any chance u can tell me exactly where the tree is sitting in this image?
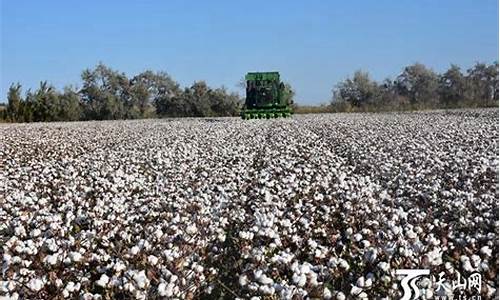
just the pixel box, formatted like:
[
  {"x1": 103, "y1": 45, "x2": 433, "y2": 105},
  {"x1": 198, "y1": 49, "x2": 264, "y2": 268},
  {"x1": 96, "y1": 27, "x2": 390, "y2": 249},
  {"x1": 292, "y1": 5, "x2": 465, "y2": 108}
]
[
  {"x1": 80, "y1": 63, "x2": 128, "y2": 120},
  {"x1": 131, "y1": 71, "x2": 181, "y2": 117},
  {"x1": 6, "y1": 83, "x2": 23, "y2": 122},
  {"x1": 332, "y1": 71, "x2": 379, "y2": 107},
  {"x1": 396, "y1": 63, "x2": 439, "y2": 108},
  {"x1": 439, "y1": 64, "x2": 467, "y2": 107},
  {"x1": 59, "y1": 86, "x2": 82, "y2": 121},
  {"x1": 31, "y1": 81, "x2": 60, "y2": 122},
  {"x1": 374, "y1": 78, "x2": 410, "y2": 110},
  {"x1": 466, "y1": 62, "x2": 499, "y2": 105}
]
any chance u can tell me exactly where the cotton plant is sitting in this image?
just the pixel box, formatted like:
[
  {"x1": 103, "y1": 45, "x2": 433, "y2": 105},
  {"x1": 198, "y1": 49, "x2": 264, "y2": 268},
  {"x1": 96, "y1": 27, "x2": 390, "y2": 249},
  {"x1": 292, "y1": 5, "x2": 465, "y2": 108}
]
[{"x1": 0, "y1": 109, "x2": 498, "y2": 299}]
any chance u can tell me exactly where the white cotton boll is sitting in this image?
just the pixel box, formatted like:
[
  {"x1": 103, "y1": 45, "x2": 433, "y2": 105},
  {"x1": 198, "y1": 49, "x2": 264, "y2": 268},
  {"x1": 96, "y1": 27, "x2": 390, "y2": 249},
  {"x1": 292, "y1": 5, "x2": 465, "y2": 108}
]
[
  {"x1": 62, "y1": 289, "x2": 70, "y2": 298},
  {"x1": 254, "y1": 270, "x2": 263, "y2": 280},
  {"x1": 169, "y1": 275, "x2": 178, "y2": 283},
  {"x1": 292, "y1": 273, "x2": 307, "y2": 287},
  {"x1": 9, "y1": 292, "x2": 19, "y2": 300},
  {"x1": 479, "y1": 261, "x2": 489, "y2": 272},
  {"x1": 336, "y1": 291, "x2": 346, "y2": 300},
  {"x1": 259, "y1": 275, "x2": 274, "y2": 285},
  {"x1": 133, "y1": 271, "x2": 150, "y2": 289},
  {"x1": 96, "y1": 274, "x2": 109, "y2": 287},
  {"x1": 154, "y1": 228, "x2": 163, "y2": 240},
  {"x1": 471, "y1": 255, "x2": 481, "y2": 267},
  {"x1": 357, "y1": 292, "x2": 368, "y2": 299},
  {"x1": 364, "y1": 277, "x2": 373, "y2": 288},
  {"x1": 356, "y1": 276, "x2": 365, "y2": 288},
  {"x1": 308, "y1": 239, "x2": 318, "y2": 249},
  {"x1": 353, "y1": 233, "x2": 362, "y2": 242},
  {"x1": 361, "y1": 240, "x2": 370, "y2": 248},
  {"x1": 239, "y1": 274, "x2": 249, "y2": 286},
  {"x1": 323, "y1": 287, "x2": 332, "y2": 299},
  {"x1": 44, "y1": 253, "x2": 60, "y2": 266},
  {"x1": 328, "y1": 257, "x2": 338, "y2": 268},
  {"x1": 157, "y1": 282, "x2": 167, "y2": 296},
  {"x1": 69, "y1": 251, "x2": 82, "y2": 263},
  {"x1": 55, "y1": 279, "x2": 63, "y2": 288},
  {"x1": 315, "y1": 249, "x2": 324, "y2": 258},
  {"x1": 299, "y1": 264, "x2": 311, "y2": 274},
  {"x1": 30, "y1": 228, "x2": 42, "y2": 238},
  {"x1": 480, "y1": 246, "x2": 492, "y2": 257},
  {"x1": 129, "y1": 246, "x2": 140, "y2": 256},
  {"x1": 148, "y1": 255, "x2": 159, "y2": 266},
  {"x1": 339, "y1": 259, "x2": 349, "y2": 271},
  {"x1": 186, "y1": 224, "x2": 197, "y2": 235},
  {"x1": 114, "y1": 261, "x2": 126, "y2": 273},
  {"x1": 14, "y1": 225, "x2": 26, "y2": 237},
  {"x1": 350, "y1": 285, "x2": 362, "y2": 296},
  {"x1": 462, "y1": 259, "x2": 474, "y2": 272},
  {"x1": 259, "y1": 285, "x2": 275, "y2": 295},
  {"x1": 1, "y1": 280, "x2": 15, "y2": 292},
  {"x1": 345, "y1": 228, "x2": 353, "y2": 237},
  {"x1": 444, "y1": 262, "x2": 453, "y2": 273},
  {"x1": 194, "y1": 264, "x2": 204, "y2": 274},
  {"x1": 124, "y1": 282, "x2": 135, "y2": 293},
  {"x1": 217, "y1": 233, "x2": 226, "y2": 242},
  {"x1": 378, "y1": 261, "x2": 390, "y2": 272},
  {"x1": 308, "y1": 271, "x2": 319, "y2": 286},
  {"x1": 391, "y1": 225, "x2": 402, "y2": 235},
  {"x1": 28, "y1": 278, "x2": 44, "y2": 292},
  {"x1": 158, "y1": 282, "x2": 174, "y2": 297}
]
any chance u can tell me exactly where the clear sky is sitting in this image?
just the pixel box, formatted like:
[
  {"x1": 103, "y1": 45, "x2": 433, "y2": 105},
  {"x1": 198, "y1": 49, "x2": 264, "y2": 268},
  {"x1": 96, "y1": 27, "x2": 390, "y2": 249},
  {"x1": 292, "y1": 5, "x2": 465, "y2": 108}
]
[{"x1": 1, "y1": 0, "x2": 498, "y2": 104}]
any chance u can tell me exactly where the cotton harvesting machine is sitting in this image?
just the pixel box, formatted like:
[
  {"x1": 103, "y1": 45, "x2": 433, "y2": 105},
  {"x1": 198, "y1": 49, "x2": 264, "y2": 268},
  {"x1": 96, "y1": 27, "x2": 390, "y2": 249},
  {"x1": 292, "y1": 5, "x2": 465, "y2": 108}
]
[{"x1": 240, "y1": 72, "x2": 293, "y2": 119}]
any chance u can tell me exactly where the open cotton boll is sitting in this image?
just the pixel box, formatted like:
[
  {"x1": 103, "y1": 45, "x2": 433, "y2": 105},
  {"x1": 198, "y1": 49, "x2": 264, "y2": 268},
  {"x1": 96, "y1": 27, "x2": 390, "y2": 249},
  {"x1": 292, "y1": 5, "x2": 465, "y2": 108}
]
[
  {"x1": 96, "y1": 274, "x2": 109, "y2": 287},
  {"x1": 28, "y1": 278, "x2": 44, "y2": 292}
]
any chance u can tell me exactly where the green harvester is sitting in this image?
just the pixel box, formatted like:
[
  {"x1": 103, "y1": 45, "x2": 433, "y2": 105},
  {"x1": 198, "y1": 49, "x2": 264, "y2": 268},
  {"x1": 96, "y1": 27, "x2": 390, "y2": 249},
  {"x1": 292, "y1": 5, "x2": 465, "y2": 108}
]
[{"x1": 241, "y1": 72, "x2": 293, "y2": 119}]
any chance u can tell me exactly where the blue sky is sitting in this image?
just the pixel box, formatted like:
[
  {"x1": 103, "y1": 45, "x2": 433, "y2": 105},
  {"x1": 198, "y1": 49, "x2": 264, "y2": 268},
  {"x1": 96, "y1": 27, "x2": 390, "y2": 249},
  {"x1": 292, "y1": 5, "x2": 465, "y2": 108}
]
[{"x1": 1, "y1": 0, "x2": 498, "y2": 104}]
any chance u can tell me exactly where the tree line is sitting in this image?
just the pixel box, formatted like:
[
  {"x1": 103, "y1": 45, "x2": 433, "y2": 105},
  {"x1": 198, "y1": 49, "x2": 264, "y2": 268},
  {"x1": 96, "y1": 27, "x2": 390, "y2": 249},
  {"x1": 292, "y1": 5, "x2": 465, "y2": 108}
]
[
  {"x1": 2, "y1": 63, "x2": 241, "y2": 122},
  {"x1": 2, "y1": 61, "x2": 498, "y2": 122},
  {"x1": 331, "y1": 62, "x2": 499, "y2": 112}
]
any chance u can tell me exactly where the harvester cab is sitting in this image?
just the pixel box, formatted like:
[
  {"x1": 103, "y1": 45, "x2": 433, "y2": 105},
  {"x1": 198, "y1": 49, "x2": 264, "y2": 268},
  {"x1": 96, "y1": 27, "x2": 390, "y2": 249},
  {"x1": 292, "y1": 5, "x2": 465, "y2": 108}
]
[{"x1": 241, "y1": 72, "x2": 293, "y2": 119}]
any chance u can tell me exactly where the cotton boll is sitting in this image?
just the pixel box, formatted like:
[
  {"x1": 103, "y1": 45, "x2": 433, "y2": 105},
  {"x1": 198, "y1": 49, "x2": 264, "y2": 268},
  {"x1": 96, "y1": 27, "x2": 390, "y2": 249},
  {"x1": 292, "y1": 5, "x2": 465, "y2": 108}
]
[
  {"x1": 292, "y1": 273, "x2": 307, "y2": 287},
  {"x1": 339, "y1": 259, "x2": 350, "y2": 271},
  {"x1": 129, "y1": 246, "x2": 140, "y2": 256},
  {"x1": 353, "y1": 233, "x2": 362, "y2": 242},
  {"x1": 336, "y1": 291, "x2": 346, "y2": 300},
  {"x1": 44, "y1": 254, "x2": 58, "y2": 266},
  {"x1": 258, "y1": 274, "x2": 274, "y2": 285},
  {"x1": 96, "y1": 274, "x2": 109, "y2": 287},
  {"x1": 378, "y1": 261, "x2": 390, "y2": 272},
  {"x1": 350, "y1": 285, "x2": 362, "y2": 296},
  {"x1": 480, "y1": 246, "x2": 492, "y2": 257},
  {"x1": 239, "y1": 275, "x2": 249, "y2": 286},
  {"x1": 148, "y1": 255, "x2": 159, "y2": 266},
  {"x1": 186, "y1": 224, "x2": 197, "y2": 235},
  {"x1": 356, "y1": 276, "x2": 365, "y2": 288},
  {"x1": 133, "y1": 271, "x2": 150, "y2": 289},
  {"x1": 323, "y1": 287, "x2": 332, "y2": 299},
  {"x1": 30, "y1": 228, "x2": 42, "y2": 238},
  {"x1": 69, "y1": 251, "x2": 82, "y2": 263}
]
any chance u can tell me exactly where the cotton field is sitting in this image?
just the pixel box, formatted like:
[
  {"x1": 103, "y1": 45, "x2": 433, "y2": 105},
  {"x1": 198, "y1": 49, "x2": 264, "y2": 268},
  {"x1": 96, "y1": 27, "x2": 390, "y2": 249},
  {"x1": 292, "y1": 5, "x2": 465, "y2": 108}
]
[{"x1": 0, "y1": 109, "x2": 498, "y2": 300}]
